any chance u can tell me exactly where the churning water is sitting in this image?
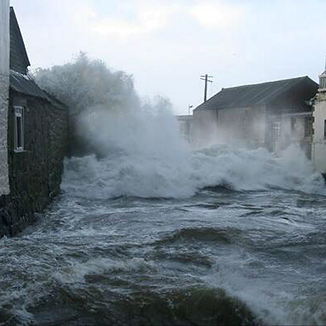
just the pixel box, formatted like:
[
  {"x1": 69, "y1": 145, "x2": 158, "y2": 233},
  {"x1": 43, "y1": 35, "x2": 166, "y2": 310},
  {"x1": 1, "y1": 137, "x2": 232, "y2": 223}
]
[
  {"x1": 1, "y1": 145, "x2": 326, "y2": 326},
  {"x1": 1, "y1": 56, "x2": 325, "y2": 325}
]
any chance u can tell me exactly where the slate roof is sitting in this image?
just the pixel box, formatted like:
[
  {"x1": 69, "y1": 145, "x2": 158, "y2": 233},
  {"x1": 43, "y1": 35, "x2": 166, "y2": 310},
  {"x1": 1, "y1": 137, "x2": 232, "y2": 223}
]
[
  {"x1": 10, "y1": 70, "x2": 48, "y2": 100},
  {"x1": 195, "y1": 76, "x2": 318, "y2": 111},
  {"x1": 44, "y1": 92, "x2": 68, "y2": 111},
  {"x1": 10, "y1": 7, "x2": 30, "y2": 74}
]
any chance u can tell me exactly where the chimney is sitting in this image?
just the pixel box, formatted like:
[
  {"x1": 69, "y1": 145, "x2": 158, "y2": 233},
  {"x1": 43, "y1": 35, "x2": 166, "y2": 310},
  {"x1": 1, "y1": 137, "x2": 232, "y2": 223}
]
[{"x1": 0, "y1": 0, "x2": 10, "y2": 196}]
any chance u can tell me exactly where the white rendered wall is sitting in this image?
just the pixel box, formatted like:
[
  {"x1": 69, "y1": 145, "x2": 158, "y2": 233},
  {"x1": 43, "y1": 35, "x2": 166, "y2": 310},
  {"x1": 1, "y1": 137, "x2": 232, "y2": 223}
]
[
  {"x1": 193, "y1": 105, "x2": 266, "y2": 148},
  {"x1": 312, "y1": 92, "x2": 326, "y2": 173},
  {"x1": 273, "y1": 114, "x2": 309, "y2": 154},
  {"x1": 0, "y1": 0, "x2": 10, "y2": 195}
]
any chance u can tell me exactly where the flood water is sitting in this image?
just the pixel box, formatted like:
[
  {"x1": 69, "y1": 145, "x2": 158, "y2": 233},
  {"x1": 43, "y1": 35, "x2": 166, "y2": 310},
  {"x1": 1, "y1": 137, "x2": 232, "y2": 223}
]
[{"x1": 1, "y1": 147, "x2": 326, "y2": 325}]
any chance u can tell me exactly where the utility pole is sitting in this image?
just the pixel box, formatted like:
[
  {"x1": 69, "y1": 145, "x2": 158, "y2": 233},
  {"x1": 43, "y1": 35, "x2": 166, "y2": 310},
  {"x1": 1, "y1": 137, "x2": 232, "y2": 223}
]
[{"x1": 200, "y1": 74, "x2": 213, "y2": 102}]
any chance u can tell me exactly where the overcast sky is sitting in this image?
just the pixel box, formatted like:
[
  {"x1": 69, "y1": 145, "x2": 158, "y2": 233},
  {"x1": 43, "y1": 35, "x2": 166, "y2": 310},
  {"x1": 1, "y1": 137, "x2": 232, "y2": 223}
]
[{"x1": 10, "y1": 0, "x2": 326, "y2": 114}]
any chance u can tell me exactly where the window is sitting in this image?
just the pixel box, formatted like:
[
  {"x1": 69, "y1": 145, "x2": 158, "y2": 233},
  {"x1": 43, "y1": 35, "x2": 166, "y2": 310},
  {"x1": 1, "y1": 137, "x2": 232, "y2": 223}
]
[
  {"x1": 324, "y1": 120, "x2": 326, "y2": 139},
  {"x1": 14, "y1": 106, "x2": 24, "y2": 152},
  {"x1": 320, "y1": 76, "x2": 326, "y2": 89},
  {"x1": 291, "y1": 117, "x2": 296, "y2": 131},
  {"x1": 304, "y1": 117, "x2": 312, "y2": 137}
]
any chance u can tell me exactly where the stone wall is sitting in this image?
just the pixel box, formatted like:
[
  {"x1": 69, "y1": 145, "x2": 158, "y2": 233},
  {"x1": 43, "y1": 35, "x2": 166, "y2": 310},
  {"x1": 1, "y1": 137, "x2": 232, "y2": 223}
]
[
  {"x1": 0, "y1": 0, "x2": 10, "y2": 196},
  {"x1": 0, "y1": 75, "x2": 9, "y2": 196},
  {"x1": 0, "y1": 91, "x2": 68, "y2": 236},
  {"x1": 0, "y1": 0, "x2": 10, "y2": 72}
]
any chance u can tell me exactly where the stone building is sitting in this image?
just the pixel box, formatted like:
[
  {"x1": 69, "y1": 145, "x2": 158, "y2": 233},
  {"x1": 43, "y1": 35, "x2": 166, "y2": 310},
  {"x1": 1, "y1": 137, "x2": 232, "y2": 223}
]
[
  {"x1": 0, "y1": 0, "x2": 10, "y2": 197},
  {"x1": 312, "y1": 67, "x2": 326, "y2": 174},
  {"x1": 193, "y1": 77, "x2": 318, "y2": 154},
  {"x1": 0, "y1": 4, "x2": 68, "y2": 237}
]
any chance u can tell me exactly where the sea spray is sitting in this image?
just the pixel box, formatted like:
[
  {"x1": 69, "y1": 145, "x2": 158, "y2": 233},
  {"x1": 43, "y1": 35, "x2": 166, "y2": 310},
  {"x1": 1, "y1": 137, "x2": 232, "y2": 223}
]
[{"x1": 34, "y1": 54, "x2": 325, "y2": 198}]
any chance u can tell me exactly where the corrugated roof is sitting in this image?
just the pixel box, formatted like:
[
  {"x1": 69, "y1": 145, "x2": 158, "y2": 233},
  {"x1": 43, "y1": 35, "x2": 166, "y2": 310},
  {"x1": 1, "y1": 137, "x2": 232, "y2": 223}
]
[
  {"x1": 10, "y1": 70, "x2": 49, "y2": 100},
  {"x1": 195, "y1": 76, "x2": 318, "y2": 111}
]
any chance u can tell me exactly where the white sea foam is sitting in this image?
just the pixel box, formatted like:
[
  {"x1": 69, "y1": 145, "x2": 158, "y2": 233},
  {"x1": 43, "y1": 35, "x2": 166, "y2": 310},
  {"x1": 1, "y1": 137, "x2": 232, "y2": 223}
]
[{"x1": 62, "y1": 144, "x2": 325, "y2": 199}]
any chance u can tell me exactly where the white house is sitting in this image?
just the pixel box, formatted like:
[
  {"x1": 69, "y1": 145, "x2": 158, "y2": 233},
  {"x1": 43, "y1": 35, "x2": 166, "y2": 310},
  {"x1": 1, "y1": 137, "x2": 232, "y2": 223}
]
[
  {"x1": 312, "y1": 66, "x2": 326, "y2": 175},
  {"x1": 0, "y1": 0, "x2": 10, "y2": 196}
]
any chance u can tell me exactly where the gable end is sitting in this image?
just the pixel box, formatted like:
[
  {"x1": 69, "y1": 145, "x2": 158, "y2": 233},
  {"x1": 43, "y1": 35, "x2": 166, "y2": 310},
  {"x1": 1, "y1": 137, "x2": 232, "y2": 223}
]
[{"x1": 10, "y1": 7, "x2": 30, "y2": 74}]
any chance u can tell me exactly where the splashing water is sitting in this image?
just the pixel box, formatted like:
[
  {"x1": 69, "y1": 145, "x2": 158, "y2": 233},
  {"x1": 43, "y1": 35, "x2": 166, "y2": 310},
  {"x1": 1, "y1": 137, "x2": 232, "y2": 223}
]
[
  {"x1": 35, "y1": 54, "x2": 324, "y2": 199},
  {"x1": 62, "y1": 144, "x2": 324, "y2": 199}
]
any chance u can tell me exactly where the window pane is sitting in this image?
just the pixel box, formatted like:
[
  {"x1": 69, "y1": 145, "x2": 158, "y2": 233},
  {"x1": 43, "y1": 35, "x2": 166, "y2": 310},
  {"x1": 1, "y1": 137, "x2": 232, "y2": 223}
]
[
  {"x1": 14, "y1": 106, "x2": 24, "y2": 151},
  {"x1": 16, "y1": 116, "x2": 22, "y2": 148},
  {"x1": 304, "y1": 117, "x2": 311, "y2": 137}
]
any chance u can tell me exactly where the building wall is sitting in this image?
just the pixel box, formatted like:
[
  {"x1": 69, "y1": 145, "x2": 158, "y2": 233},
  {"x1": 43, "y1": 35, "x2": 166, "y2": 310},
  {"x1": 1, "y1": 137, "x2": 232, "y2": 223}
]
[
  {"x1": 176, "y1": 115, "x2": 193, "y2": 143},
  {"x1": 312, "y1": 92, "x2": 326, "y2": 173},
  {"x1": 193, "y1": 105, "x2": 266, "y2": 148},
  {"x1": 267, "y1": 113, "x2": 312, "y2": 156},
  {"x1": 0, "y1": 0, "x2": 10, "y2": 196},
  {"x1": 217, "y1": 105, "x2": 266, "y2": 147},
  {"x1": 193, "y1": 104, "x2": 313, "y2": 156},
  {"x1": 193, "y1": 109, "x2": 219, "y2": 147},
  {"x1": 0, "y1": 92, "x2": 68, "y2": 236}
]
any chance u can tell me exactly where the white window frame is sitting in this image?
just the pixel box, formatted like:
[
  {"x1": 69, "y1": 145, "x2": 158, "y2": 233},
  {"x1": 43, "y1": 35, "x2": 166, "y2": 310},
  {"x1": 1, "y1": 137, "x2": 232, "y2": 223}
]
[{"x1": 14, "y1": 106, "x2": 24, "y2": 152}]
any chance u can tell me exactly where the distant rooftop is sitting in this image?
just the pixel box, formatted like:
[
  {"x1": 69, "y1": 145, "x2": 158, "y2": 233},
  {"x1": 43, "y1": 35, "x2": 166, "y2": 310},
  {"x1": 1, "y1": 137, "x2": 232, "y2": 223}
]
[{"x1": 195, "y1": 76, "x2": 318, "y2": 111}]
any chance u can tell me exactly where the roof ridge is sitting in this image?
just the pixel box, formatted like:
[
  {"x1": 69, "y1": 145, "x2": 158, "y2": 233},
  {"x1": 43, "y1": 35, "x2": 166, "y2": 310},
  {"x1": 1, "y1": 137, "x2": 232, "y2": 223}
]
[
  {"x1": 195, "y1": 94, "x2": 216, "y2": 110},
  {"x1": 223, "y1": 76, "x2": 308, "y2": 90},
  {"x1": 195, "y1": 76, "x2": 308, "y2": 110},
  {"x1": 194, "y1": 76, "x2": 318, "y2": 111},
  {"x1": 10, "y1": 6, "x2": 30, "y2": 72}
]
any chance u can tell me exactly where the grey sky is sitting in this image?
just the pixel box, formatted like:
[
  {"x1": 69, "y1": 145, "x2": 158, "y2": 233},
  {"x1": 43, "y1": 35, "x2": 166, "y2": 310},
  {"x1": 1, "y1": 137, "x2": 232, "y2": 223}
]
[{"x1": 10, "y1": 0, "x2": 326, "y2": 114}]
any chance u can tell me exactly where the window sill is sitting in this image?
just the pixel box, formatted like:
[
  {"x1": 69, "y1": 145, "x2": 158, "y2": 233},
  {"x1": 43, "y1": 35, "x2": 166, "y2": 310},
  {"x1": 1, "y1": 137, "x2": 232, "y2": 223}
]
[{"x1": 13, "y1": 149, "x2": 29, "y2": 154}]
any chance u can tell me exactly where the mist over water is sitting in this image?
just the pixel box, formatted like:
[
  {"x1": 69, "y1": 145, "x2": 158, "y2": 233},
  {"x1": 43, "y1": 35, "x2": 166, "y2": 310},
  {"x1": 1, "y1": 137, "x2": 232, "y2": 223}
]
[{"x1": 1, "y1": 55, "x2": 324, "y2": 325}]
